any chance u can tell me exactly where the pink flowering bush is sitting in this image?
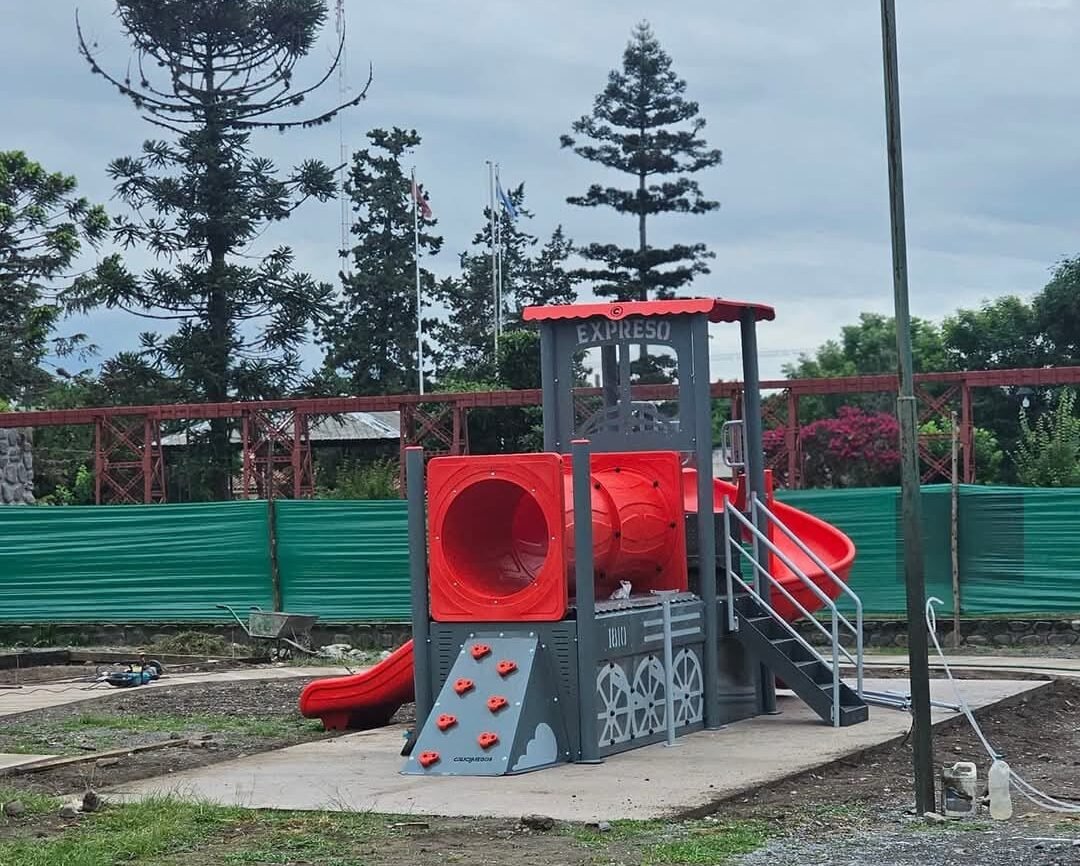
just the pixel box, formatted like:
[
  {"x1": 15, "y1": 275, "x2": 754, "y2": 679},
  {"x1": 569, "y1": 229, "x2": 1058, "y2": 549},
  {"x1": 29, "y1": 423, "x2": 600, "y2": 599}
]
[{"x1": 765, "y1": 407, "x2": 902, "y2": 488}]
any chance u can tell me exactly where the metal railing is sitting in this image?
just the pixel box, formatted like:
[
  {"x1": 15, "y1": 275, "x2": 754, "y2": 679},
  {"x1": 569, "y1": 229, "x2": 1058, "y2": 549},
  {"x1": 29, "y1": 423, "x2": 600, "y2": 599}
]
[
  {"x1": 719, "y1": 420, "x2": 745, "y2": 468},
  {"x1": 721, "y1": 494, "x2": 864, "y2": 727}
]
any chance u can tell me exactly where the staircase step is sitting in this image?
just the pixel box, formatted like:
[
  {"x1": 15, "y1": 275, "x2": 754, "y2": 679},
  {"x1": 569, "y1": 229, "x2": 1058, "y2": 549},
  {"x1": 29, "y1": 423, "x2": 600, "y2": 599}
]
[{"x1": 769, "y1": 638, "x2": 815, "y2": 663}]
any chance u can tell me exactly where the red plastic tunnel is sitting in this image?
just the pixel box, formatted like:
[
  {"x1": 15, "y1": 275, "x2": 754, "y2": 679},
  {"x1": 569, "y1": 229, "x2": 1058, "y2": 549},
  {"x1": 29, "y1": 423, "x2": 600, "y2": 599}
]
[{"x1": 426, "y1": 451, "x2": 688, "y2": 622}]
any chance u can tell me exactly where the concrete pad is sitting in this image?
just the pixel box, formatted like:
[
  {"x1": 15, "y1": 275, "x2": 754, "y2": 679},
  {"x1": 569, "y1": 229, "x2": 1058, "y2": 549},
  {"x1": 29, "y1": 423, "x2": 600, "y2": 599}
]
[
  {"x1": 0, "y1": 665, "x2": 353, "y2": 718},
  {"x1": 109, "y1": 677, "x2": 1046, "y2": 822},
  {"x1": 859, "y1": 654, "x2": 1080, "y2": 680},
  {"x1": 0, "y1": 752, "x2": 55, "y2": 770}
]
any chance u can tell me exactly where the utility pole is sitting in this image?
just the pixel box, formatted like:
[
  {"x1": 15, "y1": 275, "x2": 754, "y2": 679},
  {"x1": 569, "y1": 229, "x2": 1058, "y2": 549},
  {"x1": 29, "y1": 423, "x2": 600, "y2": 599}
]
[{"x1": 879, "y1": 0, "x2": 935, "y2": 814}]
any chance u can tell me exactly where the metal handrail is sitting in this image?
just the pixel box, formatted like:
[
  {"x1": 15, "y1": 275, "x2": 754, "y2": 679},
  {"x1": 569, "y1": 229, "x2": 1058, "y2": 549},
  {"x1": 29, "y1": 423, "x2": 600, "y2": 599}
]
[
  {"x1": 721, "y1": 497, "x2": 866, "y2": 726},
  {"x1": 750, "y1": 495, "x2": 864, "y2": 698},
  {"x1": 726, "y1": 516, "x2": 857, "y2": 670},
  {"x1": 720, "y1": 420, "x2": 745, "y2": 468}
]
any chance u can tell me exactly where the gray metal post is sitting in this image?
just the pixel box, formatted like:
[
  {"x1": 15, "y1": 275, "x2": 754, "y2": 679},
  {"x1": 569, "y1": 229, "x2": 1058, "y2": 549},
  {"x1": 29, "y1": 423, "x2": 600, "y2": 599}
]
[
  {"x1": 654, "y1": 590, "x2": 678, "y2": 747},
  {"x1": 540, "y1": 325, "x2": 559, "y2": 451},
  {"x1": 690, "y1": 316, "x2": 721, "y2": 729},
  {"x1": 406, "y1": 447, "x2": 433, "y2": 729},
  {"x1": 739, "y1": 310, "x2": 777, "y2": 714},
  {"x1": 601, "y1": 345, "x2": 618, "y2": 409},
  {"x1": 880, "y1": 0, "x2": 934, "y2": 814},
  {"x1": 571, "y1": 439, "x2": 601, "y2": 763}
]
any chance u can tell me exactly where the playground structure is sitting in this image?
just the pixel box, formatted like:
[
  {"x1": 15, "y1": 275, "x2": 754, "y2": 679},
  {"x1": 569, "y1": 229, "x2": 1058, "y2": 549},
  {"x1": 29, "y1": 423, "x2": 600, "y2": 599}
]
[{"x1": 300, "y1": 298, "x2": 870, "y2": 775}]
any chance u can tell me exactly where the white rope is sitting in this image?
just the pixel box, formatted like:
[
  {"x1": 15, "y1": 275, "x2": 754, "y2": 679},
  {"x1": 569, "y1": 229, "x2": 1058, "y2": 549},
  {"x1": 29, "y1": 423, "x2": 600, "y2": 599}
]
[{"x1": 926, "y1": 596, "x2": 1080, "y2": 814}]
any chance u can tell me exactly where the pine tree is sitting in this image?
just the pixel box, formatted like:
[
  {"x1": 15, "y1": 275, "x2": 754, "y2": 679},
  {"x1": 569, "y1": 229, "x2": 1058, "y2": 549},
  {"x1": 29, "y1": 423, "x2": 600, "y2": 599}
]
[
  {"x1": 0, "y1": 152, "x2": 107, "y2": 405},
  {"x1": 70, "y1": 0, "x2": 369, "y2": 498},
  {"x1": 561, "y1": 21, "x2": 721, "y2": 301},
  {"x1": 319, "y1": 128, "x2": 441, "y2": 395}
]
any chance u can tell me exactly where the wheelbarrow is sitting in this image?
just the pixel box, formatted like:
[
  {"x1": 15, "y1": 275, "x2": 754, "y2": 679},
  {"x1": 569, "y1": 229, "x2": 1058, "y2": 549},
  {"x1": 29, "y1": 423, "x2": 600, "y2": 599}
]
[{"x1": 215, "y1": 604, "x2": 320, "y2": 660}]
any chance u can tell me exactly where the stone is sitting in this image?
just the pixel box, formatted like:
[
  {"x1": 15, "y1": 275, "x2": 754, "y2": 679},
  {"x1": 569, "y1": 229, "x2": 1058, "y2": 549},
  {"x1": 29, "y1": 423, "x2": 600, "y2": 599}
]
[
  {"x1": 58, "y1": 803, "x2": 80, "y2": 820},
  {"x1": 22, "y1": 451, "x2": 32, "y2": 471},
  {"x1": 3, "y1": 800, "x2": 26, "y2": 817},
  {"x1": 893, "y1": 633, "x2": 908, "y2": 647},
  {"x1": 1072, "y1": 620, "x2": 1080, "y2": 632},
  {"x1": 1048, "y1": 632, "x2": 1079, "y2": 646},
  {"x1": 991, "y1": 632, "x2": 1015, "y2": 647},
  {"x1": 1009, "y1": 620, "x2": 1031, "y2": 633},
  {"x1": 922, "y1": 811, "x2": 947, "y2": 823},
  {"x1": 96, "y1": 757, "x2": 120, "y2": 768},
  {"x1": 1035, "y1": 621, "x2": 1054, "y2": 635},
  {"x1": 81, "y1": 791, "x2": 102, "y2": 813},
  {"x1": 596, "y1": 821, "x2": 612, "y2": 832},
  {"x1": 1018, "y1": 634, "x2": 1046, "y2": 646},
  {"x1": 520, "y1": 814, "x2": 555, "y2": 831},
  {"x1": 3, "y1": 464, "x2": 16, "y2": 484}
]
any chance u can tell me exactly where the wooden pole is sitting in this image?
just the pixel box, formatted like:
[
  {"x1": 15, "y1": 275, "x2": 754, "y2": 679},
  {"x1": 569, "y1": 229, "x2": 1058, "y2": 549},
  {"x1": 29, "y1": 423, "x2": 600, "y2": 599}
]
[{"x1": 951, "y1": 411, "x2": 961, "y2": 648}]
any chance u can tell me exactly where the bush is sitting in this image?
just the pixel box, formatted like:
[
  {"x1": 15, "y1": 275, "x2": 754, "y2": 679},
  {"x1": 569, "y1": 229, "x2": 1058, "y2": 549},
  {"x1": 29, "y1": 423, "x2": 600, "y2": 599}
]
[
  {"x1": 1015, "y1": 389, "x2": 1080, "y2": 487},
  {"x1": 317, "y1": 458, "x2": 399, "y2": 499}
]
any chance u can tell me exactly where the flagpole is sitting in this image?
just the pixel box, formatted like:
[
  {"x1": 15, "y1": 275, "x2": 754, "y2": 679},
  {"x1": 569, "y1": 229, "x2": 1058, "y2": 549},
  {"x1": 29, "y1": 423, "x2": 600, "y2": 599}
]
[
  {"x1": 412, "y1": 167, "x2": 424, "y2": 396},
  {"x1": 495, "y1": 162, "x2": 503, "y2": 348},
  {"x1": 486, "y1": 160, "x2": 498, "y2": 361}
]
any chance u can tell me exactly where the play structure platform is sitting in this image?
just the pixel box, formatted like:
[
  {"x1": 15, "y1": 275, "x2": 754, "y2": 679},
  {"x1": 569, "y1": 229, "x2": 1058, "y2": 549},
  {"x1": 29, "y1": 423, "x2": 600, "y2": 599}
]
[{"x1": 301, "y1": 298, "x2": 868, "y2": 774}]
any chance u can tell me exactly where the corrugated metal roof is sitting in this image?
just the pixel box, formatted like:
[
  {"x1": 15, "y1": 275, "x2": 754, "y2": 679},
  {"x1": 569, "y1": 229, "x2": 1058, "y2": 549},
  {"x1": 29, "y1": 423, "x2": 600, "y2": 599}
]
[{"x1": 160, "y1": 411, "x2": 400, "y2": 447}]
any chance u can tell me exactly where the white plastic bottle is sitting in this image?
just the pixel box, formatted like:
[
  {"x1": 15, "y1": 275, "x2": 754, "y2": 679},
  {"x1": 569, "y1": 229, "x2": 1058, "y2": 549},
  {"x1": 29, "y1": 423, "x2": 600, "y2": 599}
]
[{"x1": 988, "y1": 759, "x2": 1013, "y2": 820}]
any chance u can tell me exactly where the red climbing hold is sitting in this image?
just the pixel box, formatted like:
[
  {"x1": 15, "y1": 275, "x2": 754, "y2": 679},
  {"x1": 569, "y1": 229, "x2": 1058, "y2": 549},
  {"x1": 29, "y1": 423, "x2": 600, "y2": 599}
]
[
  {"x1": 453, "y1": 678, "x2": 475, "y2": 695},
  {"x1": 436, "y1": 714, "x2": 457, "y2": 731},
  {"x1": 418, "y1": 751, "x2": 440, "y2": 768},
  {"x1": 477, "y1": 732, "x2": 499, "y2": 749},
  {"x1": 496, "y1": 660, "x2": 518, "y2": 677},
  {"x1": 471, "y1": 643, "x2": 492, "y2": 660},
  {"x1": 487, "y1": 695, "x2": 509, "y2": 713}
]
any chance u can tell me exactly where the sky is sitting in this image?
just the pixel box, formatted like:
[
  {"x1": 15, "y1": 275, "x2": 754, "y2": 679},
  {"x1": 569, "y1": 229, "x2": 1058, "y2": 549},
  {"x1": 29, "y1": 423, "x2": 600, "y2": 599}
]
[{"x1": 4, "y1": 0, "x2": 1080, "y2": 383}]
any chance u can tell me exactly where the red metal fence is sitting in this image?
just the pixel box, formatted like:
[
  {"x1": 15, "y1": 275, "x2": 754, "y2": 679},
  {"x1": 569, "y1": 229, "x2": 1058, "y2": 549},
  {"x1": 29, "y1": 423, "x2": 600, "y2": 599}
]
[{"x1": 3, "y1": 365, "x2": 1079, "y2": 503}]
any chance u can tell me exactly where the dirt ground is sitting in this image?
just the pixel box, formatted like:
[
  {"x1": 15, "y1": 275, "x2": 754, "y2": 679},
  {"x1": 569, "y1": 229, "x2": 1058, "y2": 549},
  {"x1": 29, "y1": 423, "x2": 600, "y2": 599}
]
[
  {"x1": 0, "y1": 677, "x2": 336, "y2": 796},
  {"x1": 0, "y1": 673, "x2": 1078, "y2": 865}
]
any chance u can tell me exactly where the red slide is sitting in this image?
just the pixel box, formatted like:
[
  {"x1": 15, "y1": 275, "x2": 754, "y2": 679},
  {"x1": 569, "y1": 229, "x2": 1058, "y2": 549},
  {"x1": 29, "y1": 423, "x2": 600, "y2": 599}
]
[
  {"x1": 300, "y1": 474, "x2": 854, "y2": 732},
  {"x1": 682, "y1": 470, "x2": 856, "y2": 622},
  {"x1": 299, "y1": 640, "x2": 415, "y2": 731}
]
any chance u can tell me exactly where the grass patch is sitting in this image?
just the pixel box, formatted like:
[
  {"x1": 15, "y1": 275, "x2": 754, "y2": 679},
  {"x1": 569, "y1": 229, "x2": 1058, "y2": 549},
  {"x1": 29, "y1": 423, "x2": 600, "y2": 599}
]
[
  {"x1": 212, "y1": 811, "x2": 400, "y2": 865},
  {"x1": 568, "y1": 818, "x2": 770, "y2": 863},
  {"x1": 0, "y1": 796, "x2": 245, "y2": 865},
  {"x1": 0, "y1": 788, "x2": 59, "y2": 817},
  {"x1": 147, "y1": 632, "x2": 230, "y2": 656},
  {"x1": 56, "y1": 712, "x2": 320, "y2": 739},
  {"x1": 643, "y1": 820, "x2": 771, "y2": 864}
]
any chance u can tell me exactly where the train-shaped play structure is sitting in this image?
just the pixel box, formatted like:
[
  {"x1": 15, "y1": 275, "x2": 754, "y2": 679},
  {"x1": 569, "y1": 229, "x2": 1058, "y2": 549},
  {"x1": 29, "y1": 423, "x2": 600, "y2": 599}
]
[{"x1": 301, "y1": 298, "x2": 867, "y2": 775}]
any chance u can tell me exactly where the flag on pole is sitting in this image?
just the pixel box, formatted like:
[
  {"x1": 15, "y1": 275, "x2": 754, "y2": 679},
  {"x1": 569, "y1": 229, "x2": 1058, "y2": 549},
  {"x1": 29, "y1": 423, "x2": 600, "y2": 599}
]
[
  {"x1": 411, "y1": 180, "x2": 433, "y2": 219},
  {"x1": 496, "y1": 178, "x2": 518, "y2": 221}
]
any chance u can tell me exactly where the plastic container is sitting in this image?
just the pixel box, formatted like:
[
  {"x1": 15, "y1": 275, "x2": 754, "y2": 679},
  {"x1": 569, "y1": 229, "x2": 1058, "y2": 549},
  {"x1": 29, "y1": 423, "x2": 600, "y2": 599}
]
[
  {"x1": 988, "y1": 759, "x2": 1013, "y2": 820},
  {"x1": 941, "y1": 761, "x2": 978, "y2": 817}
]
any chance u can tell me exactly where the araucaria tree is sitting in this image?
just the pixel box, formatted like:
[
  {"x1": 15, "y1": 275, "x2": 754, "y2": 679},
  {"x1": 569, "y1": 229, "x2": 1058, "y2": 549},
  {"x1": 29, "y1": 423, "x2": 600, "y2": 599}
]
[
  {"x1": 561, "y1": 21, "x2": 721, "y2": 301},
  {"x1": 0, "y1": 151, "x2": 107, "y2": 404},
  {"x1": 319, "y1": 128, "x2": 441, "y2": 395},
  {"x1": 72, "y1": 0, "x2": 369, "y2": 497}
]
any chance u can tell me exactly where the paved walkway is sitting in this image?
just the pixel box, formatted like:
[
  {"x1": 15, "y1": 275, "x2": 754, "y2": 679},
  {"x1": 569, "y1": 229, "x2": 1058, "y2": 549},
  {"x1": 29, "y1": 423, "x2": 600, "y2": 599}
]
[
  {"x1": 0, "y1": 665, "x2": 353, "y2": 719},
  {"x1": 110, "y1": 677, "x2": 1045, "y2": 822},
  {"x1": 860, "y1": 653, "x2": 1080, "y2": 679},
  {"x1": 0, "y1": 752, "x2": 55, "y2": 770}
]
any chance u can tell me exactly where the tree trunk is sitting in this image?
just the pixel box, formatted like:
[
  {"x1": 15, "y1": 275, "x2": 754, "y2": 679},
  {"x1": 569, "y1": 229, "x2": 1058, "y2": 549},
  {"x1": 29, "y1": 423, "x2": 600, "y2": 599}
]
[{"x1": 638, "y1": 171, "x2": 647, "y2": 303}]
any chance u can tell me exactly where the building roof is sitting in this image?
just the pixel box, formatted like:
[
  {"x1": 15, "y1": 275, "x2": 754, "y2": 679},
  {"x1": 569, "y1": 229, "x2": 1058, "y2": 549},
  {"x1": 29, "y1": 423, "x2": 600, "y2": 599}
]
[
  {"x1": 160, "y1": 411, "x2": 400, "y2": 447},
  {"x1": 522, "y1": 298, "x2": 776, "y2": 324}
]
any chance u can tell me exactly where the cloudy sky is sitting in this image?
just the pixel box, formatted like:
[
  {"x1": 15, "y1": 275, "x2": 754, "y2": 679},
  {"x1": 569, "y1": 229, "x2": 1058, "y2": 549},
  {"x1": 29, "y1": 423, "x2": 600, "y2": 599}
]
[{"x1": 5, "y1": 0, "x2": 1080, "y2": 382}]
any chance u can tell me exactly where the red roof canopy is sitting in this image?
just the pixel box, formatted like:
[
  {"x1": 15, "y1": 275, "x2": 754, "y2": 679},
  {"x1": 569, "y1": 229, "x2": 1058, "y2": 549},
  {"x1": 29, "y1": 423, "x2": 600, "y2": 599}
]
[{"x1": 522, "y1": 298, "x2": 776, "y2": 324}]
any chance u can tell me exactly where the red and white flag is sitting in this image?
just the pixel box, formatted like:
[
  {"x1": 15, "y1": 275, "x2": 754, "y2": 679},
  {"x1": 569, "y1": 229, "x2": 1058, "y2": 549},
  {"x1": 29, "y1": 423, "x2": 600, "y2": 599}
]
[{"x1": 411, "y1": 180, "x2": 433, "y2": 219}]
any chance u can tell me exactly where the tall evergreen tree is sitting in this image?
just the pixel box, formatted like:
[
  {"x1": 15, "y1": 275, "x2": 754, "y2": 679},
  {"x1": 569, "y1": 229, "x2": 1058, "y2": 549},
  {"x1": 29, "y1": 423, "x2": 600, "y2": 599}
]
[
  {"x1": 431, "y1": 183, "x2": 536, "y2": 382},
  {"x1": 561, "y1": 21, "x2": 721, "y2": 301},
  {"x1": 318, "y1": 128, "x2": 441, "y2": 395},
  {"x1": 0, "y1": 152, "x2": 107, "y2": 405},
  {"x1": 70, "y1": 0, "x2": 369, "y2": 498}
]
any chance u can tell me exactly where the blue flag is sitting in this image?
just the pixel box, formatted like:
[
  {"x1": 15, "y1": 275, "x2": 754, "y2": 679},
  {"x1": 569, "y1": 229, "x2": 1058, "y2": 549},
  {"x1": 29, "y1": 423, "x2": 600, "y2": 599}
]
[{"x1": 496, "y1": 179, "x2": 518, "y2": 221}]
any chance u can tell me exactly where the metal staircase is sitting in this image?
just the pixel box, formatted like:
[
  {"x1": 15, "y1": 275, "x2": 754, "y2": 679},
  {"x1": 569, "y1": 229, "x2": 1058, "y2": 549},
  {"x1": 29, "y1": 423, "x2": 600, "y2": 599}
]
[{"x1": 722, "y1": 494, "x2": 868, "y2": 727}]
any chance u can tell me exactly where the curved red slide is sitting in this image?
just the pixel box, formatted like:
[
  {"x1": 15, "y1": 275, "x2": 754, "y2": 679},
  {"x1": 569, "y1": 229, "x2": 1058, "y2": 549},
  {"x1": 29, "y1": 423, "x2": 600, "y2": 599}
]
[
  {"x1": 300, "y1": 474, "x2": 854, "y2": 731},
  {"x1": 299, "y1": 640, "x2": 415, "y2": 731},
  {"x1": 682, "y1": 470, "x2": 856, "y2": 622}
]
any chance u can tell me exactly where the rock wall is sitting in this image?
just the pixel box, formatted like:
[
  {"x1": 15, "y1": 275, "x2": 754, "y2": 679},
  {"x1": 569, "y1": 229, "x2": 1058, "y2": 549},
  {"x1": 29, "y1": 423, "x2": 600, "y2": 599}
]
[
  {"x1": 0, "y1": 428, "x2": 34, "y2": 505},
  {"x1": 798, "y1": 617, "x2": 1080, "y2": 649}
]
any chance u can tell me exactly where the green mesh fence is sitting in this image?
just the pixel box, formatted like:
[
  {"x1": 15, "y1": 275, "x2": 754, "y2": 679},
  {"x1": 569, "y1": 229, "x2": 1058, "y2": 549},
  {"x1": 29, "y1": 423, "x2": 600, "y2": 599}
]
[
  {"x1": 0, "y1": 501, "x2": 272, "y2": 622},
  {"x1": 1, "y1": 486, "x2": 1079, "y2": 622},
  {"x1": 274, "y1": 500, "x2": 410, "y2": 621}
]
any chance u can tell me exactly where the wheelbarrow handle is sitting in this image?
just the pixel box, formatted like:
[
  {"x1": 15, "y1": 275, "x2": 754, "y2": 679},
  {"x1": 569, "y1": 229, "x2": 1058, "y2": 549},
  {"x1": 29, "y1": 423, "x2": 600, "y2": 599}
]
[{"x1": 214, "y1": 603, "x2": 251, "y2": 634}]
